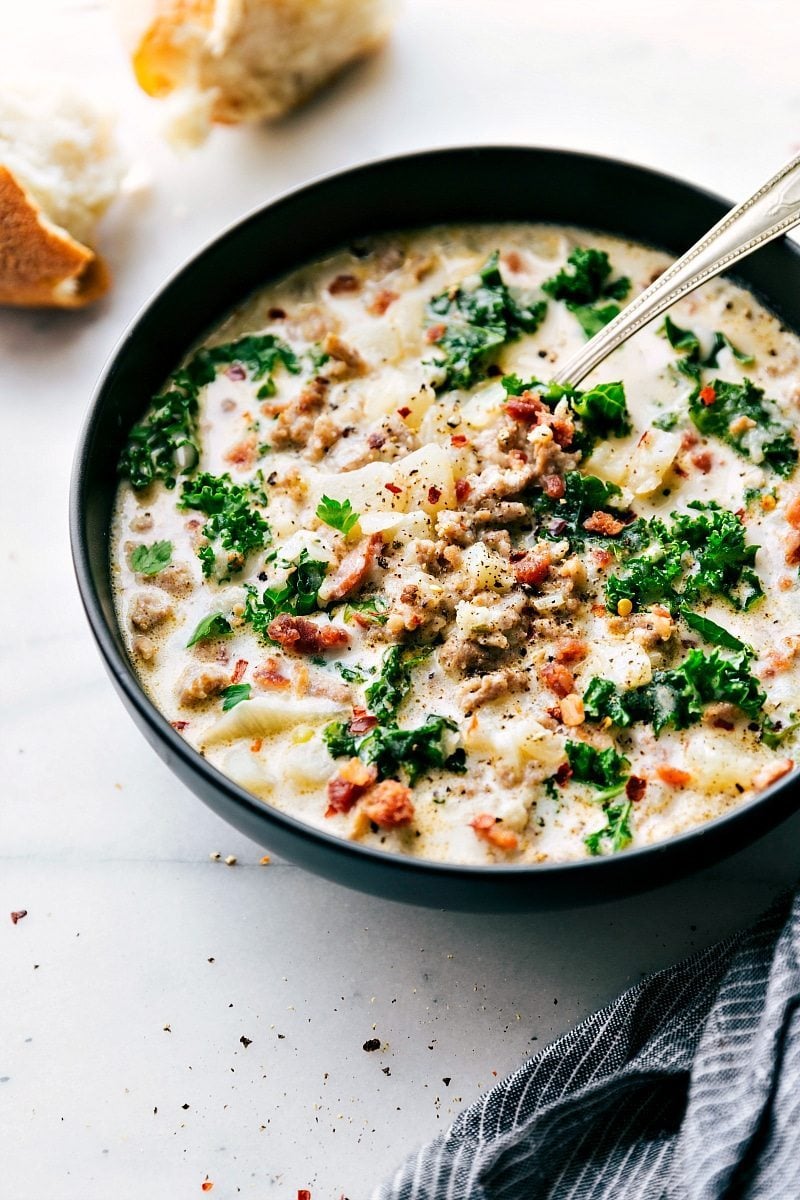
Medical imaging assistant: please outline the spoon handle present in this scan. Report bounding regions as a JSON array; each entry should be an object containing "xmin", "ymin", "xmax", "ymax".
[{"xmin": 551, "ymin": 154, "xmax": 800, "ymax": 388}]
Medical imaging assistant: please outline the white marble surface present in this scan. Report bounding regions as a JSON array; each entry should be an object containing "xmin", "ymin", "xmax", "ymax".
[{"xmin": 2, "ymin": 2, "xmax": 800, "ymax": 1196}]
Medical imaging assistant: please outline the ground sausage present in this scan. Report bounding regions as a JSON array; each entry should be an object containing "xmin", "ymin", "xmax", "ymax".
[{"xmin": 267, "ymin": 614, "xmax": 351, "ymax": 655}]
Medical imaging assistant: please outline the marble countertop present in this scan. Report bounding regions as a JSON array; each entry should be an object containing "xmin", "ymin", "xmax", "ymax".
[{"xmin": 2, "ymin": 2, "xmax": 800, "ymax": 1196}]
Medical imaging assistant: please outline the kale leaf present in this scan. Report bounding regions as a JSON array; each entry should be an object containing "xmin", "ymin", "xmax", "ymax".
[
  {"xmin": 566, "ymin": 739, "xmax": 630, "ymax": 795},
  {"xmin": 221, "ymin": 683, "xmax": 252, "ymax": 711},
  {"xmin": 243, "ymin": 548, "xmax": 329, "ymax": 638},
  {"xmin": 585, "ymin": 799, "xmax": 633, "ymax": 856},
  {"xmin": 186, "ymin": 612, "xmax": 232, "ymax": 647},
  {"xmin": 365, "ymin": 645, "xmax": 432, "ymax": 722},
  {"xmin": 502, "ymin": 375, "xmax": 631, "ymax": 452},
  {"xmin": 532, "ymin": 471, "xmax": 625, "ymax": 543},
  {"xmin": 662, "ymin": 315, "xmax": 754, "ymax": 382},
  {"xmin": 180, "ymin": 471, "xmax": 271, "ymax": 580},
  {"xmin": 679, "ymin": 609, "xmax": 752, "ymax": 654},
  {"xmin": 542, "ymin": 247, "xmax": 631, "ymax": 340},
  {"xmin": 427, "ymin": 252, "xmax": 547, "ymax": 390},
  {"xmin": 688, "ymin": 378, "xmax": 798, "ymax": 477},
  {"xmin": 323, "ymin": 715, "xmax": 467, "ymax": 786}
]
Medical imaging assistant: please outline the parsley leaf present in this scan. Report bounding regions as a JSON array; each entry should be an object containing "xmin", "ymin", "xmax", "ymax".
[
  {"xmin": 427, "ymin": 252, "xmax": 547, "ymax": 390},
  {"xmin": 221, "ymin": 683, "xmax": 251, "ymax": 711},
  {"xmin": 130, "ymin": 540, "xmax": 173, "ymax": 576},
  {"xmin": 243, "ymin": 549, "xmax": 329, "ymax": 638},
  {"xmin": 585, "ymin": 799, "xmax": 633, "ymax": 855},
  {"xmin": 542, "ymin": 247, "xmax": 631, "ymax": 340},
  {"xmin": 365, "ymin": 645, "xmax": 431, "ymax": 722},
  {"xmin": 316, "ymin": 495, "xmax": 360, "ymax": 535},
  {"xmin": 186, "ymin": 612, "xmax": 232, "ymax": 647},
  {"xmin": 119, "ymin": 334, "xmax": 299, "ymax": 490},
  {"xmin": 180, "ymin": 472, "xmax": 271, "ymax": 580},
  {"xmin": 689, "ymin": 378, "xmax": 798, "ymax": 477},
  {"xmin": 323, "ymin": 714, "xmax": 467, "ymax": 786}
]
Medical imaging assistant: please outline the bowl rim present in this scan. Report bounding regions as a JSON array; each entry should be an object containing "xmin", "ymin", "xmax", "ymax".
[{"xmin": 69, "ymin": 142, "xmax": 800, "ymax": 888}]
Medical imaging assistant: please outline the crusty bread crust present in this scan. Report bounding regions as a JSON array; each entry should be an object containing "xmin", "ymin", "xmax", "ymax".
[{"xmin": 0, "ymin": 165, "xmax": 110, "ymax": 309}]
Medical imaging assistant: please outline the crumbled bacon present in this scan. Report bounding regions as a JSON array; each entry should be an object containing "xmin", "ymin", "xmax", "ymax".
[
  {"xmin": 350, "ymin": 708, "xmax": 378, "ymax": 735},
  {"xmin": 786, "ymin": 496, "xmax": 800, "ymax": 529},
  {"xmin": 469, "ymin": 813, "xmax": 519, "ymax": 851},
  {"xmin": 361, "ymin": 780, "xmax": 415, "ymax": 828},
  {"xmin": 513, "ymin": 550, "xmax": 551, "ymax": 587},
  {"xmin": 625, "ymin": 775, "xmax": 647, "ymax": 803},
  {"xmin": 691, "ymin": 451, "xmax": 713, "ymax": 474},
  {"xmin": 231, "ymin": 659, "xmax": 248, "ymax": 684},
  {"xmin": 582, "ymin": 510, "xmax": 625, "ymax": 536},
  {"xmin": 450, "ymin": 434, "xmax": 469, "ymax": 448},
  {"xmin": 171, "ymin": 720, "xmax": 189, "ymax": 731},
  {"xmin": 428, "ymin": 486, "xmax": 442, "ymax": 504},
  {"xmin": 542, "ymin": 474, "xmax": 565, "ymax": 500},
  {"xmin": 656, "ymin": 764, "xmax": 691, "ymax": 788},
  {"xmin": 554, "ymin": 637, "xmax": 587, "ymax": 664},
  {"xmin": 253, "ymin": 657, "xmax": 291, "ymax": 689},
  {"xmin": 326, "ymin": 758, "xmax": 378, "ymax": 817},
  {"xmin": 752, "ymin": 759, "xmax": 794, "ymax": 791},
  {"xmin": 224, "ymin": 436, "xmax": 258, "ymax": 469},
  {"xmin": 554, "ymin": 761, "xmax": 573, "ymax": 786},
  {"xmin": 550, "ymin": 419, "xmax": 575, "ymax": 448},
  {"xmin": 592, "ymin": 548, "xmax": 614, "ymax": 570},
  {"xmin": 785, "ymin": 530, "xmax": 800, "ymax": 567},
  {"xmin": 502, "ymin": 250, "xmax": 524, "ymax": 273},
  {"xmin": 267, "ymin": 615, "xmax": 350, "ymax": 655},
  {"xmin": 328, "ymin": 273, "xmax": 360, "ymax": 295},
  {"xmin": 368, "ymin": 289, "xmax": 399, "ymax": 316},
  {"xmin": 539, "ymin": 662, "xmax": 574, "ymax": 698},
  {"xmin": 318, "ymin": 534, "xmax": 382, "ymax": 604},
  {"xmin": 455, "ymin": 479, "xmax": 471, "ymax": 502},
  {"xmin": 506, "ymin": 395, "xmax": 546, "ymax": 423}
]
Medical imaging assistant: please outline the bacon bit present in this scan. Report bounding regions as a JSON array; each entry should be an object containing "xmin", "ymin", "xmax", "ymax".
[
  {"xmin": 171, "ymin": 720, "xmax": 189, "ymax": 732},
  {"xmin": 385, "ymin": 482, "xmax": 403, "ymax": 495},
  {"xmin": 361, "ymin": 780, "xmax": 415, "ymax": 828},
  {"xmin": 450, "ymin": 434, "xmax": 469, "ymax": 448},
  {"xmin": 539, "ymin": 662, "xmax": 574, "ymax": 698},
  {"xmin": 10, "ymin": 910, "xmax": 27, "ymax": 925},
  {"xmin": 554, "ymin": 761, "xmax": 573, "ymax": 786},
  {"xmin": 513, "ymin": 550, "xmax": 551, "ymax": 588},
  {"xmin": 469, "ymin": 813, "xmax": 519, "ymax": 851},
  {"xmin": 298, "ymin": 1191, "xmax": 311, "ymax": 1200},
  {"xmin": 326, "ymin": 759, "xmax": 378, "ymax": 817},
  {"xmin": 503, "ymin": 250, "xmax": 524, "ymax": 273},
  {"xmin": 328, "ymin": 273, "xmax": 360, "ymax": 295},
  {"xmin": 785, "ymin": 529, "xmax": 800, "ymax": 566},
  {"xmin": 250, "ymin": 738, "xmax": 263, "ymax": 753},
  {"xmin": 625, "ymin": 776, "xmax": 647, "ymax": 803},
  {"xmin": 231, "ymin": 658, "xmax": 248, "ymax": 684},
  {"xmin": 583, "ymin": 510, "xmax": 625, "ymax": 536},
  {"xmin": 506, "ymin": 396, "xmax": 545, "ymax": 423},
  {"xmin": 699, "ymin": 385, "xmax": 717, "ymax": 406},
  {"xmin": 592, "ymin": 548, "xmax": 613, "ymax": 570},
  {"xmin": 318, "ymin": 534, "xmax": 382, "ymax": 604},
  {"xmin": 253, "ymin": 658, "xmax": 291, "ymax": 690},
  {"xmin": 397, "ymin": 406, "xmax": 412, "ymax": 419},
  {"xmin": 224, "ymin": 437, "xmax": 258, "ymax": 469},
  {"xmin": 201, "ymin": 1183, "xmax": 214, "ymax": 1193},
  {"xmin": 559, "ymin": 694, "xmax": 585, "ymax": 727},
  {"xmin": 656, "ymin": 764, "xmax": 691, "ymax": 788},
  {"xmin": 225, "ymin": 365, "xmax": 246, "ymax": 381},
  {"xmin": 455, "ymin": 478, "xmax": 471, "ymax": 502},
  {"xmin": 368, "ymin": 288, "xmax": 399, "ymax": 316},
  {"xmin": 268, "ymin": 306, "xmax": 286, "ymax": 320},
  {"xmin": 350, "ymin": 708, "xmax": 378, "ymax": 735},
  {"xmin": 786, "ymin": 496, "xmax": 800, "ymax": 529},
  {"xmin": 267, "ymin": 614, "xmax": 350, "ymax": 656},
  {"xmin": 508, "ymin": 449, "xmax": 529, "ymax": 468},
  {"xmin": 779, "ymin": 575, "xmax": 794, "ymax": 591},
  {"xmin": 426, "ymin": 323, "xmax": 446, "ymax": 343},
  {"xmin": 752, "ymin": 758, "xmax": 794, "ymax": 791},
  {"xmin": 554, "ymin": 638, "xmax": 587, "ymax": 665},
  {"xmin": 690, "ymin": 451, "xmax": 713, "ymax": 473},
  {"xmin": 542, "ymin": 474, "xmax": 565, "ymax": 500},
  {"xmin": 427, "ymin": 486, "xmax": 442, "ymax": 504}
]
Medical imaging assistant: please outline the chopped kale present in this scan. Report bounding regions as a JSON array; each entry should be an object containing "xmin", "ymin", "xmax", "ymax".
[
  {"xmin": 186, "ymin": 612, "xmax": 232, "ymax": 647},
  {"xmin": 339, "ymin": 596, "xmax": 389, "ymax": 625},
  {"xmin": 688, "ymin": 378, "xmax": 798, "ymax": 477},
  {"xmin": 323, "ymin": 714, "xmax": 467, "ymax": 786},
  {"xmin": 119, "ymin": 334, "xmax": 299, "ymax": 490},
  {"xmin": 533, "ymin": 471, "xmax": 624, "ymax": 541},
  {"xmin": 243, "ymin": 548, "xmax": 329, "ymax": 638},
  {"xmin": 585, "ymin": 799, "xmax": 633, "ymax": 855},
  {"xmin": 179, "ymin": 472, "xmax": 271, "ymax": 580},
  {"xmin": 661, "ymin": 315, "xmax": 754, "ymax": 382},
  {"xmin": 221, "ymin": 683, "xmax": 252, "ymax": 711},
  {"xmin": 566, "ymin": 739, "xmax": 630, "ymax": 795},
  {"xmin": 427, "ymin": 252, "xmax": 547, "ymax": 390},
  {"xmin": 130, "ymin": 540, "xmax": 173, "ymax": 576},
  {"xmin": 502, "ymin": 374, "xmax": 631, "ymax": 452},
  {"xmin": 365, "ymin": 645, "xmax": 432, "ymax": 722},
  {"xmin": 583, "ymin": 648, "xmax": 767, "ymax": 735},
  {"xmin": 335, "ymin": 662, "xmax": 369, "ymax": 684},
  {"xmin": 542, "ymin": 247, "xmax": 631, "ymax": 340},
  {"xmin": 680, "ymin": 609, "xmax": 752, "ymax": 654},
  {"xmin": 316, "ymin": 495, "xmax": 360, "ymax": 535}
]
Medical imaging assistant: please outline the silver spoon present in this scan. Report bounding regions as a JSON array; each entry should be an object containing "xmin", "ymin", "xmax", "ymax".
[{"xmin": 551, "ymin": 155, "xmax": 800, "ymax": 389}]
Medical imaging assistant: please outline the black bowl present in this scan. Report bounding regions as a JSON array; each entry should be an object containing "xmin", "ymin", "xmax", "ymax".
[{"xmin": 70, "ymin": 146, "xmax": 800, "ymax": 911}]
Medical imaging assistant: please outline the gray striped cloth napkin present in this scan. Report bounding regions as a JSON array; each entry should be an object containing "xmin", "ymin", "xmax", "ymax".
[{"xmin": 375, "ymin": 889, "xmax": 800, "ymax": 1199}]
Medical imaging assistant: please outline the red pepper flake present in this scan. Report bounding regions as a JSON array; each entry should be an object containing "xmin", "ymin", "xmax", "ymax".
[
  {"xmin": 699, "ymin": 385, "xmax": 717, "ymax": 406},
  {"xmin": 397, "ymin": 406, "xmax": 411, "ymax": 419},
  {"xmin": 450, "ymin": 434, "xmax": 468, "ymax": 448},
  {"xmin": 385, "ymin": 482, "xmax": 403, "ymax": 495},
  {"xmin": 427, "ymin": 486, "xmax": 442, "ymax": 504},
  {"xmin": 455, "ymin": 478, "xmax": 471, "ymax": 502},
  {"xmin": 10, "ymin": 910, "xmax": 27, "ymax": 925},
  {"xmin": 171, "ymin": 720, "xmax": 189, "ymax": 732},
  {"xmin": 231, "ymin": 658, "xmax": 248, "ymax": 684},
  {"xmin": 201, "ymin": 1183, "xmax": 214, "ymax": 1193},
  {"xmin": 625, "ymin": 775, "xmax": 647, "ymax": 803}
]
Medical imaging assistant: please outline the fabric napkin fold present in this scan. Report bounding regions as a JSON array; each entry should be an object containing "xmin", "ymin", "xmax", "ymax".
[{"xmin": 375, "ymin": 889, "xmax": 800, "ymax": 1200}]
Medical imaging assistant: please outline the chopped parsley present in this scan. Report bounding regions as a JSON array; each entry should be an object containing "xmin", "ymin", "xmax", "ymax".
[
  {"xmin": 502, "ymin": 375, "xmax": 631, "ymax": 453},
  {"xmin": 119, "ymin": 333, "xmax": 299, "ymax": 490},
  {"xmin": 661, "ymin": 315, "xmax": 754, "ymax": 382},
  {"xmin": 583, "ymin": 648, "xmax": 767, "ymax": 735},
  {"xmin": 323, "ymin": 714, "xmax": 467, "ymax": 786},
  {"xmin": 243, "ymin": 549, "xmax": 329, "ymax": 638},
  {"xmin": 585, "ymin": 799, "xmax": 633, "ymax": 856},
  {"xmin": 179, "ymin": 472, "xmax": 271, "ymax": 580},
  {"xmin": 130, "ymin": 540, "xmax": 172, "ymax": 575},
  {"xmin": 542, "ymin": 247, "xmax": 631, "ymax": 340},
  {"xmin": 365, "ymin": 645, "xmax": 431, "ymax": 722},
  {"xmin": 316, "ymin": 495, "xmax": 360, "ymax": 535},
  {"xmin": 221, "ymin": 683, "xmax": 251, "ymax": 711},
  {"xmin": 688, "ymin": 378, "xmax": 798, "ymax": 477},
  {"xmin": 427, "ymin": 251, "xmax": 547, "ymax": 390},
  {"xmin": 186, "ymin": 612, "xmax": 232, "ymax": 647}
]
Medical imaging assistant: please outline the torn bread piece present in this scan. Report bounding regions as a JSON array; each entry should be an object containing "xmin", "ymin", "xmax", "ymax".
[
  {"xmin": 0, "ymin": 89, "xmax": 122, "ymax": 309},
  {"xmin": 116, "ymin": 0, "xmax": 396, "ymax": 146}
]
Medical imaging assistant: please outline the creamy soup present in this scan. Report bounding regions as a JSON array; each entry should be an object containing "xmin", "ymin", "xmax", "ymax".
[{"xmin": 112, "ymin": 224, "xmax": 800, "ymax": 864}]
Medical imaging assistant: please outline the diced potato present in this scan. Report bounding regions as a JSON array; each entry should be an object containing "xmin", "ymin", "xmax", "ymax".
[
  {"xmin": 281, "ymin": 736, "xmax": 337, "ymax": 787},
  {"xmin": 460, "ymin": 542, "xmax": 513, "ymax": 592},
  {"xmin": 683, "ymin": 733, "xmax": 761, "ymax": 794},
  {"xmin": 397, "ymin": 443, "xmax": 456, "ymax": 515},
  {"xmin": 466, "ymin": 715, "xmax": 565, "ymax": 769},
  {"xmin": 203, "ymin": 696, "xmax": 347, "ymax": 747},
  {"xmin": 587, "ymin": 640, "xmax": 653, "ymax": 689},
  {"xmin": 459, "ymin": 381, "xmax": 507, "ymax": 430},
  {"xmin": 627, "ymin": 430, "xmax": 681, "ymax": 496},
  {"xmin": 309, "ymin": 460, "xmax": 404, "ymax": 515}
]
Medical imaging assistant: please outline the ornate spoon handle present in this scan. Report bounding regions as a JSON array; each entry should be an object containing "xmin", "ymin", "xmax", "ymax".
[{"xmin": 551, "ymin": 155, "xmax": 800, "ymax": 388}]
